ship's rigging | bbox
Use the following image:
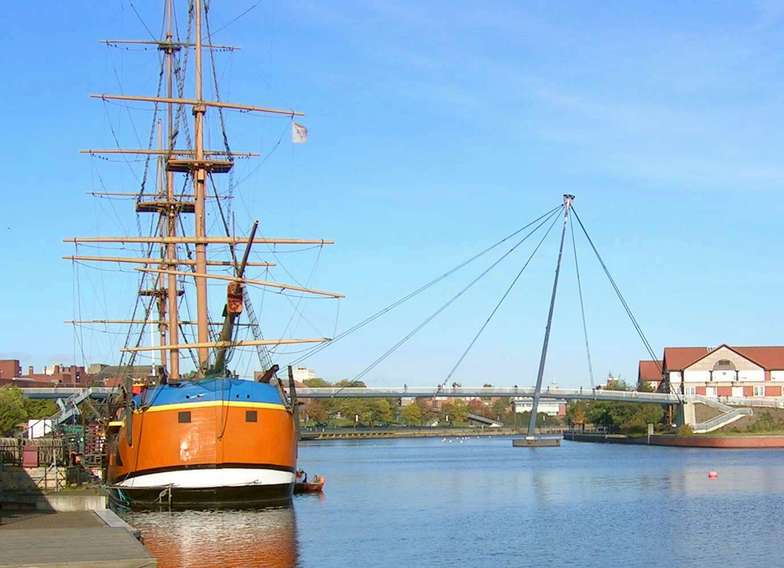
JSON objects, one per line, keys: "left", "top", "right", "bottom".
{"left": 68, "top": 0, "right": 341, "bottom": 381}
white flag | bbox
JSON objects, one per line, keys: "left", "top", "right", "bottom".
{"left": 292, "top": 122, "right": 308, "bottom": 144}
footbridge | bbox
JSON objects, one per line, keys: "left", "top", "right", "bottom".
{"left": 296, "top": 386, "right": 681, "bottom": 403}
{"left": 20, "top": 385, "right": 682, "bottom": 404}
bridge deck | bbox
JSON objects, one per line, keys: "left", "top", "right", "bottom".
{"left": 20, "top": 385, "right": 682, "bottom": 404}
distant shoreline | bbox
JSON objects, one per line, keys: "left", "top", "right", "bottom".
{"left": 565, "top": 431, "right": 784, "bottom": 449}
{"left": 300, "top": 428, "right": 562, "bottom": 441}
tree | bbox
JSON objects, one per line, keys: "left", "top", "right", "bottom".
{"left": 584, "top": 400, "right": 664, "bottom": 434}
{"left": 334, "top": 379, "right": 367, "bottom": 388}
{"left": 566, "top": 401, "right": 588, "bottom": 429}
{"left": 491, "top": 398, "right": 512, "bottom": 422}
{"left": 369, "top": 399, "right": 393, "bottom": 425}
{"left": 401, "top": 403, "right": 422, "bottom": 426}
{"left": 23, "top": 398, "right": 57, "bottom": 420}
{"left": 302, "top": 400, "right": 328, "bottom": 425}
{"left": 468, "top": 398, "right": 489, "bottom": 416}
{"left": 415, "top": 399, "right": 438, "bottom": 425}
{"left": 441, "top": 400, "right": 469, "bottom": 425}
{"left": 304, "top": 377, "right": 331, "bottom": 388}
{"left": 0, "top": 388, "right": 28, "bottom": 435}
{"left": 604, "top": 378, "right": 629, "bottom": 391}
{"left": 637, "top": 381, "right": 655, "bottom": 393}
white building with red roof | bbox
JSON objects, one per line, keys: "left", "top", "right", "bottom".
{"left": 639, "top": 345, "right": 784, "bottom": 399}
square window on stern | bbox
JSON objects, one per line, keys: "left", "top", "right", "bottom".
{"left": 178, "top": 411, "right": 191, "bottom": 423}
{"left": 245, "top": 410, "right": 258, "bottom": 423}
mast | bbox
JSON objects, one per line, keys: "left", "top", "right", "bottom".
{"left": 527, "top": 194, "right": 574, "bottom": 437}
{"left": 155, "top": 120, "right": 168, "bottom": 370}
{"left": 193, "top": 0, "right": 210, "bottom": 373}
{"left": 75, "top": 1, "right": 335, "bottom": 381}
{"left": 163, "top": 0, "right": 180, "bottom": 379}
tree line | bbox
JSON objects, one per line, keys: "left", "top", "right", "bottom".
{"left": 564, "top": 379, "right": 665, "bottom": 435}
{"left": 0, "top": 388, "right": 58, "bottom": 436}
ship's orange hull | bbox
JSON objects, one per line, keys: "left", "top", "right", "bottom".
{"left": 106, "top": 380, "right": 298, "bottom": 509}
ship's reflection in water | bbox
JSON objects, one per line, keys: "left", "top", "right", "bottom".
{"left": 125, "top": 506, "right": 297, "bottom": 568}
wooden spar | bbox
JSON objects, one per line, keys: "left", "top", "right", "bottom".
{"left": 91, "top": 94, "right": 304, "bottom": 117}
{"left": 163, "top": 0, "right": 180, "bottom": 379}
{"left": 87, "top": 192, "right": 231, "bottom": 199}
{"left": 137, "top": 267, "right": 345, "bottom": 299}
{"left": 102, "top": 39, "right": 239, "bottom": 51}
{"left": 212, "top": 221, "right": 259, "bottom": 373}
{"left": 154, "top": 120, "right": 168, "bottom": 369}
{"left": 64, "top": 255, "right": 275, "bottom": 267}
{"left": 65, "top": 236, "right": 334, "bottom": 245}
{"left": 121, "top": 337, "right": 330, "bottom": 353}
{"left": 193, "top": 0, "right": 209, "bottom": 370}
{"left": 81, "top": 149, "right": 258, "bottom": 157}
{"left": 66, "top": 319, "right": 255, "bottom": 326}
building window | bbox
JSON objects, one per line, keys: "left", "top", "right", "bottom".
{"left": 685, "top": 386, "right": 696, "bottom": 396}
{"left": 178, "top": 411, "right": 191, "bottom": 423}
{"left": 713, "top": 359, "right": 735, "bottom": 371}
{"left": 754, "top": 386, "right": 765, "bottom": 397}
{"left": 245, "top": 410, "right": 258, "bottom": 423}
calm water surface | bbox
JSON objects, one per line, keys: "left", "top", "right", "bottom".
{"left": 125, "top": 437, "right": 784, "bottom": 567}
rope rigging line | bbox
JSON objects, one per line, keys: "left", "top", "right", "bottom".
{"left": 277, "top": 246, "right": 324, "bottom": 342}
{"left": 569, "top": 214, "right": 595, "bottom": 388}
{"left": 571, "top": 207, "right": 662, "bottom": 376}
{"left": 204, "top": 2, "right": 236, "bottom": 218}
{"left": 287, "top": 204, "right": 563, "bottom": 368}
{"left": 128, "top": 0, "right": 158, "bottom": 41}
{"left": 442, "top": 210, "right": 562, "bottom": 386}
{"left": 203, "top": 1, "right": 262, "bottom": 38}
{"left": 349, "top": 206, "right": 563, "bottom": 384}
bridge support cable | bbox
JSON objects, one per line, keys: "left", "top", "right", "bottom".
{"left": 287, "top": 204, "right": 563, "bottom": 368}
{"left": 569, "top": 215, "right": 595, "bottom": 388}
{"left": 350, "top": 207, "right": 564, "bottom": 384}
{"left": 571, "top": 208, "right": 670, "bottom": 396}
{"left": 442, "top": 208, "right": 562, "bottom": 386}
{"left": 528, "top": 196, "right": 573, "bottom": 437}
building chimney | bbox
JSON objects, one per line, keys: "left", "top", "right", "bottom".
{"left": 28, "top": 365, "right": 34, "bottom": 375}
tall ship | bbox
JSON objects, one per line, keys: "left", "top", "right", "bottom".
{"left": 66, "top": 0, "right": 341, "bottom": 508}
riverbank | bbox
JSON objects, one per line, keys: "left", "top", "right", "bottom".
{"left": 301, "top": 427, "right": 562, "bottom": 441}
{"left": 565, "top": 431, "right": 784, "bottom": 448}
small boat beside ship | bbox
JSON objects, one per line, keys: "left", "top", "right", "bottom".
{"left": 294, "top": 475, "right": 326, "bottom": 495}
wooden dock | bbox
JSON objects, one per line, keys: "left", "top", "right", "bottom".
{"left": 0, "top": 510, "right": 156, "bottom": 568}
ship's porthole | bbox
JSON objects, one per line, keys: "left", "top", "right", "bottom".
{"left": 245, "top": 410, "right": 258, "bottom": 422}
{"left": 178, "top": 411, "right": 191, "bottom": 423}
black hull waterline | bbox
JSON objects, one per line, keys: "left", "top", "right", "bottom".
{"left": 107, "top": 482, "right": 294, "bottom": 511}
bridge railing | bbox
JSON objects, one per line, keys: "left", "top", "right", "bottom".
{"left": 296, "top": 386, "right": 682, "bottom": 402}
{"left": 18, "top": 384, "right": 684, "bottom": 403}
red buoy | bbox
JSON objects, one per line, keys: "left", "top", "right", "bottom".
{"left": 708, "top": 471, "right": 718, "bottom": 479}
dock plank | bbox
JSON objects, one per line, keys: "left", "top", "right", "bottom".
{"left": 0, "top": 513, "right": 156, "bottom": 568}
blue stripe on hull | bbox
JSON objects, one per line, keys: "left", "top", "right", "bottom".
{"left": 133, "top": 378, "right": 286, "bottom": 409}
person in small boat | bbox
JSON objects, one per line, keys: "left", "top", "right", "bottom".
{"left": 295, "top": 468, "right": 308, "bottom": 484}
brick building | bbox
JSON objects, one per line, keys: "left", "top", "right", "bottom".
{"left": 0, "top": 359, "right": 22, "bottom": 380}
{"left": 0, "top": 360, "right": 95, "bottom": 387}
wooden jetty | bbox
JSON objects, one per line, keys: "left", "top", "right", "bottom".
{"left": 0, "top": 510, "right": 156, "bottom": 568}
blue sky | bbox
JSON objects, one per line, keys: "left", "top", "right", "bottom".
{"left": 1, "top": 1, "right": 783, "bottom": 386}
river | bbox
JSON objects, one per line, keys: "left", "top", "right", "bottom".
{"left": 125, "top": 436, "right": 784, "bottom": 567}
